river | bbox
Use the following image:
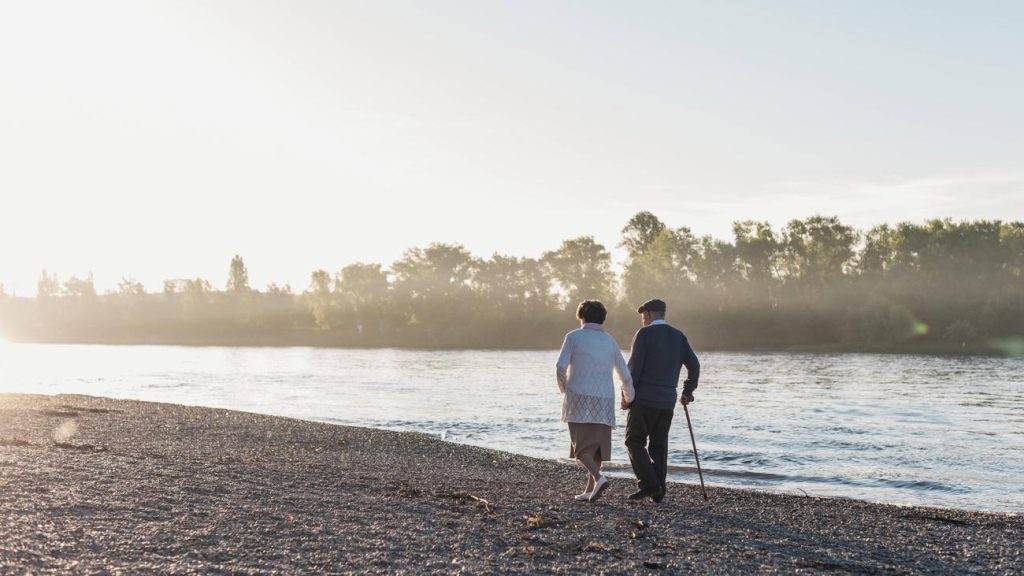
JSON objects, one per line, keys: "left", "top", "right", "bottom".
{"left": 1, "top": 342, "right": 1020, "bottom": 512}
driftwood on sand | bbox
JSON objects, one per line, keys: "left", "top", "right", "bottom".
{"left": 1, "top": 393, "right": 1020, "bottom": 574}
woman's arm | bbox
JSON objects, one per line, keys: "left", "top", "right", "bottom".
{"left": 555, "top": 333, "right": 573, "bottom": 393}
{"left": 612, "top": 338, "right": 635, "bottom": 405}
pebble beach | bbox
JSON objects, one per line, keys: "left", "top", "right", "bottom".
{"left": 1, "top": 393, "right": 1020, "bottom": 574}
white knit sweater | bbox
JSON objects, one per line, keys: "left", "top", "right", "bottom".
{"left": 555, "top": 324, "right": 635, "bottom": 426}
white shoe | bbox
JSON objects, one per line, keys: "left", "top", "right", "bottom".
{"left": 574, "top": 491, "right": 593, "bottom": 501}
{"left": 588, "top": 476, "right": 610, "bottom": 502}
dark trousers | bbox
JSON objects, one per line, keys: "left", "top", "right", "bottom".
{"left": 625, "top": 404, "right": 674, "bottom": 492}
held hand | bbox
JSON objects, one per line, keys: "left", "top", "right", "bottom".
{"left": 620, "top": 399, "right": 631, "bottom": 410}
{"left": 680, "top": 393, "right": 694, "bottom": 406}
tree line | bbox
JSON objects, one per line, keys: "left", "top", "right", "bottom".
{"left": 2, "top": 213, "right": 1022, "bottom": 354}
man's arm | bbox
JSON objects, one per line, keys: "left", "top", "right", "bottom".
{"left": 626, "top": 329, "right": 645, "bottom": 387}
{"left": 680, "top": 336, "right": 700, "bottom": 403}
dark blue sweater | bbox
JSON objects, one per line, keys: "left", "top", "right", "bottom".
{"left": 627, "top": 323, "right": 700, "bottom": 410}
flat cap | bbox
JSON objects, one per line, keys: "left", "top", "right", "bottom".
{"left": 637, "top": 298, "right": 667, "bottom": 313}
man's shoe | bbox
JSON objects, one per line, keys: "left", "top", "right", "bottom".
{"left": 651, "top": 487, "right": 666, "bottom": 503}
{"left": 588, "top": 476, "right": 610, "bottom": 502}
{"left": 628, "top": 487, "right": 660, "bottom": 501}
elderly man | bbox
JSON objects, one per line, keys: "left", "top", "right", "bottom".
{"left": 623, "top": 298, "right": 701, "bottom": 503}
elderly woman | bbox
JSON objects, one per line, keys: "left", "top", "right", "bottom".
{"left": 556, "top": 300, "right": 635, "bottom": 502}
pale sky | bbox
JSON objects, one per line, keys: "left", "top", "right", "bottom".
{"left": 2, "top": 1, "right": 1022, "bottom": 295}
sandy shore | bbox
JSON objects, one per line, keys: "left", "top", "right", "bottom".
{"left": 1, "top": 394, "right": 1020, "bottom": 574}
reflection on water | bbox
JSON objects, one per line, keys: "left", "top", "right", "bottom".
{"left": 1, "top": 342, "right": 1021, "bottom": 512}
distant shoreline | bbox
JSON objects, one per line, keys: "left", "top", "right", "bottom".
{"left": 2, "top": 333, "right": 1012, "bottom": 357}
{"left": 2, "top": 393, "right": 1020, "bottom": 573}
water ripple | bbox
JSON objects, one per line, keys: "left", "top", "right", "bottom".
{"left": 1, "top": 343, "right": 1021, "bottom": 512}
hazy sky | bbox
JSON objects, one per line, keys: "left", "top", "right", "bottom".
{"left": 2, "top": 1, "right": 1022, "bottom": 294}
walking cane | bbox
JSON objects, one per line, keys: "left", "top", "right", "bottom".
{"left": 682, "top": 401, "right": 708, "bottom": 501}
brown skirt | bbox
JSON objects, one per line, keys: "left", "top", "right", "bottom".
{"left": 568, "top": 422, "right": 612, "bottom": 462}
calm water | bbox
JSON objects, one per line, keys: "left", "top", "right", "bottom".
{"left": 1, "top": 342, "right": 1021, "bottom": 512}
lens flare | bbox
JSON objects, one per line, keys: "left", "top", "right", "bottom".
{"left": 990, "top": 337, "right": 1024, "bottom": 357}
{"left": 53, "top": 420, "right": 78, "bottom": 443}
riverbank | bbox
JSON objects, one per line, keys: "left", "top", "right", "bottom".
{"left": 1, "top": 394, "right": 1020, "bottom": 574}
{"left": 2, "top": 332, "right": 1015, "bottom": 357}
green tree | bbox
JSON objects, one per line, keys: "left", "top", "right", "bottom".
{"left": 623, "top": 227, "right": 699, "bottom": 304}
{"left": 543, "top": 236, "right": 615, "bottom": 307}
{"left": 476, "top": 255, "right": 555, "bottom": 318}
{"left": 887, "top": 221, "right": 930, "bottom": 274}
{"left": 118, "top": 277, "right": 147, "bottom": 296}
{"left": 8, "top": 214, "right": 1024, "bottom": 353}
{"left": 620, "top": 211, "right": 667, "bottom": 260}
{"left": 922, "top": 219, "right": 1002, "bottom": 279}
{"left": 37, "top": 270, "right": 60, "bottom": 300}
{"left": 858, "top": 224, "right": 895, "bottom": 275}
{"left": 520, "top": 257, "right": 557, "bottom": 315}
{"left": 334, "top": 263, "right": 390, "bottom": 334}
{"left": 782, "top": 216, "right": 858, "bottom": 284}
{"left": 392, "top": 243, "right": 478, "bottom": 299}
{"left": 307, "top": 270, "right": 330, "bottom": 294}
{"left": 391, "top": 243, "right": 480, "bottom": 345}
{"left": 265, "top": 283, "right": 293, "bottom": 295}
{"left": 732, "top": 221, "right": 780, "bottom": 284}
{"left": 227, "top": 255, "right": 250, "bottom": 293}
{"left": 182, "top": 279, "right": 212, "bottom": 300}
{"left": 1001, "top": 222, "right": 1024, "bottom": 278}
{"left": 692, "top": 235, "right": 738, "bottom": 291}
{"left": 62, "top": 273, "right": 96, "bottom": 299}
{"left": 305, "top": 269, "right": 333, "bottom": 329}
